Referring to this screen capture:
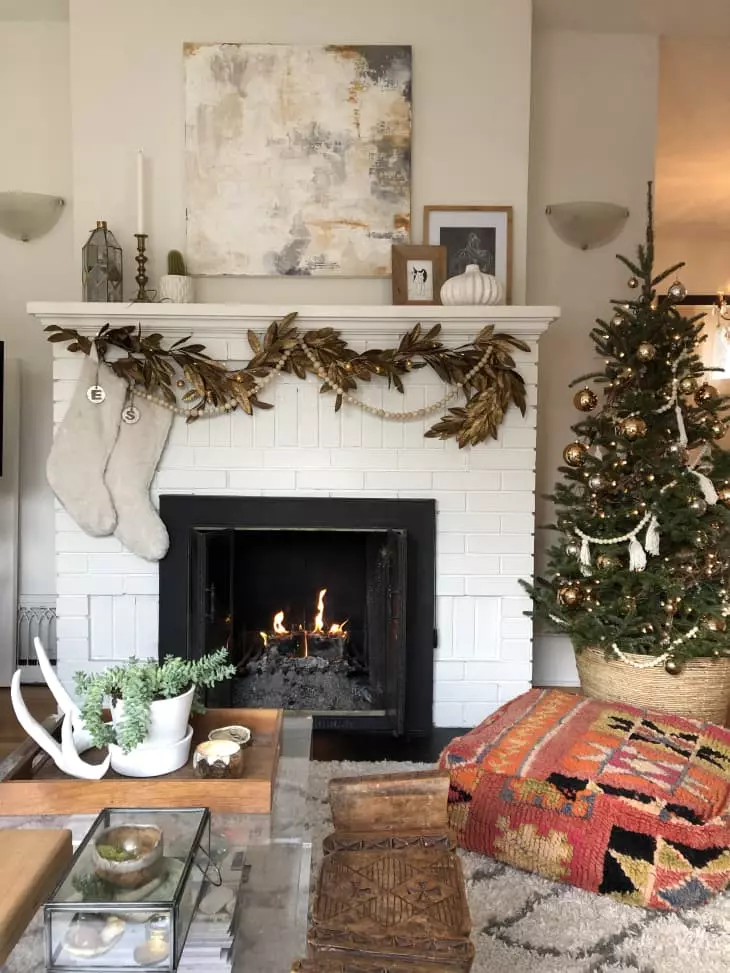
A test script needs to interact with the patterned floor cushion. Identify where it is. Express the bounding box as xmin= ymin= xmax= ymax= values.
xmin=438 ymin=688 xmax=730 ymax=909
